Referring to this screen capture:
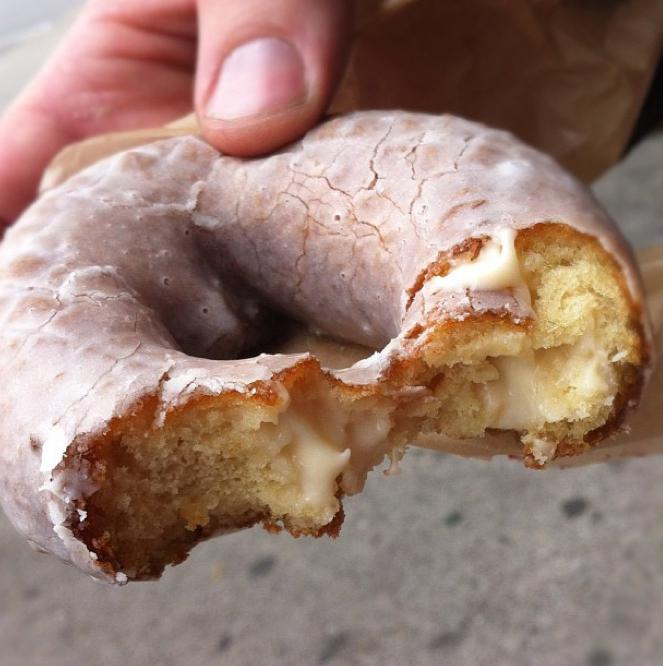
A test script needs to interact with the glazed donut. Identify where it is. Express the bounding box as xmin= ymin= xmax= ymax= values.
xmin=0 ymin=111 xmax=651 ymax=582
